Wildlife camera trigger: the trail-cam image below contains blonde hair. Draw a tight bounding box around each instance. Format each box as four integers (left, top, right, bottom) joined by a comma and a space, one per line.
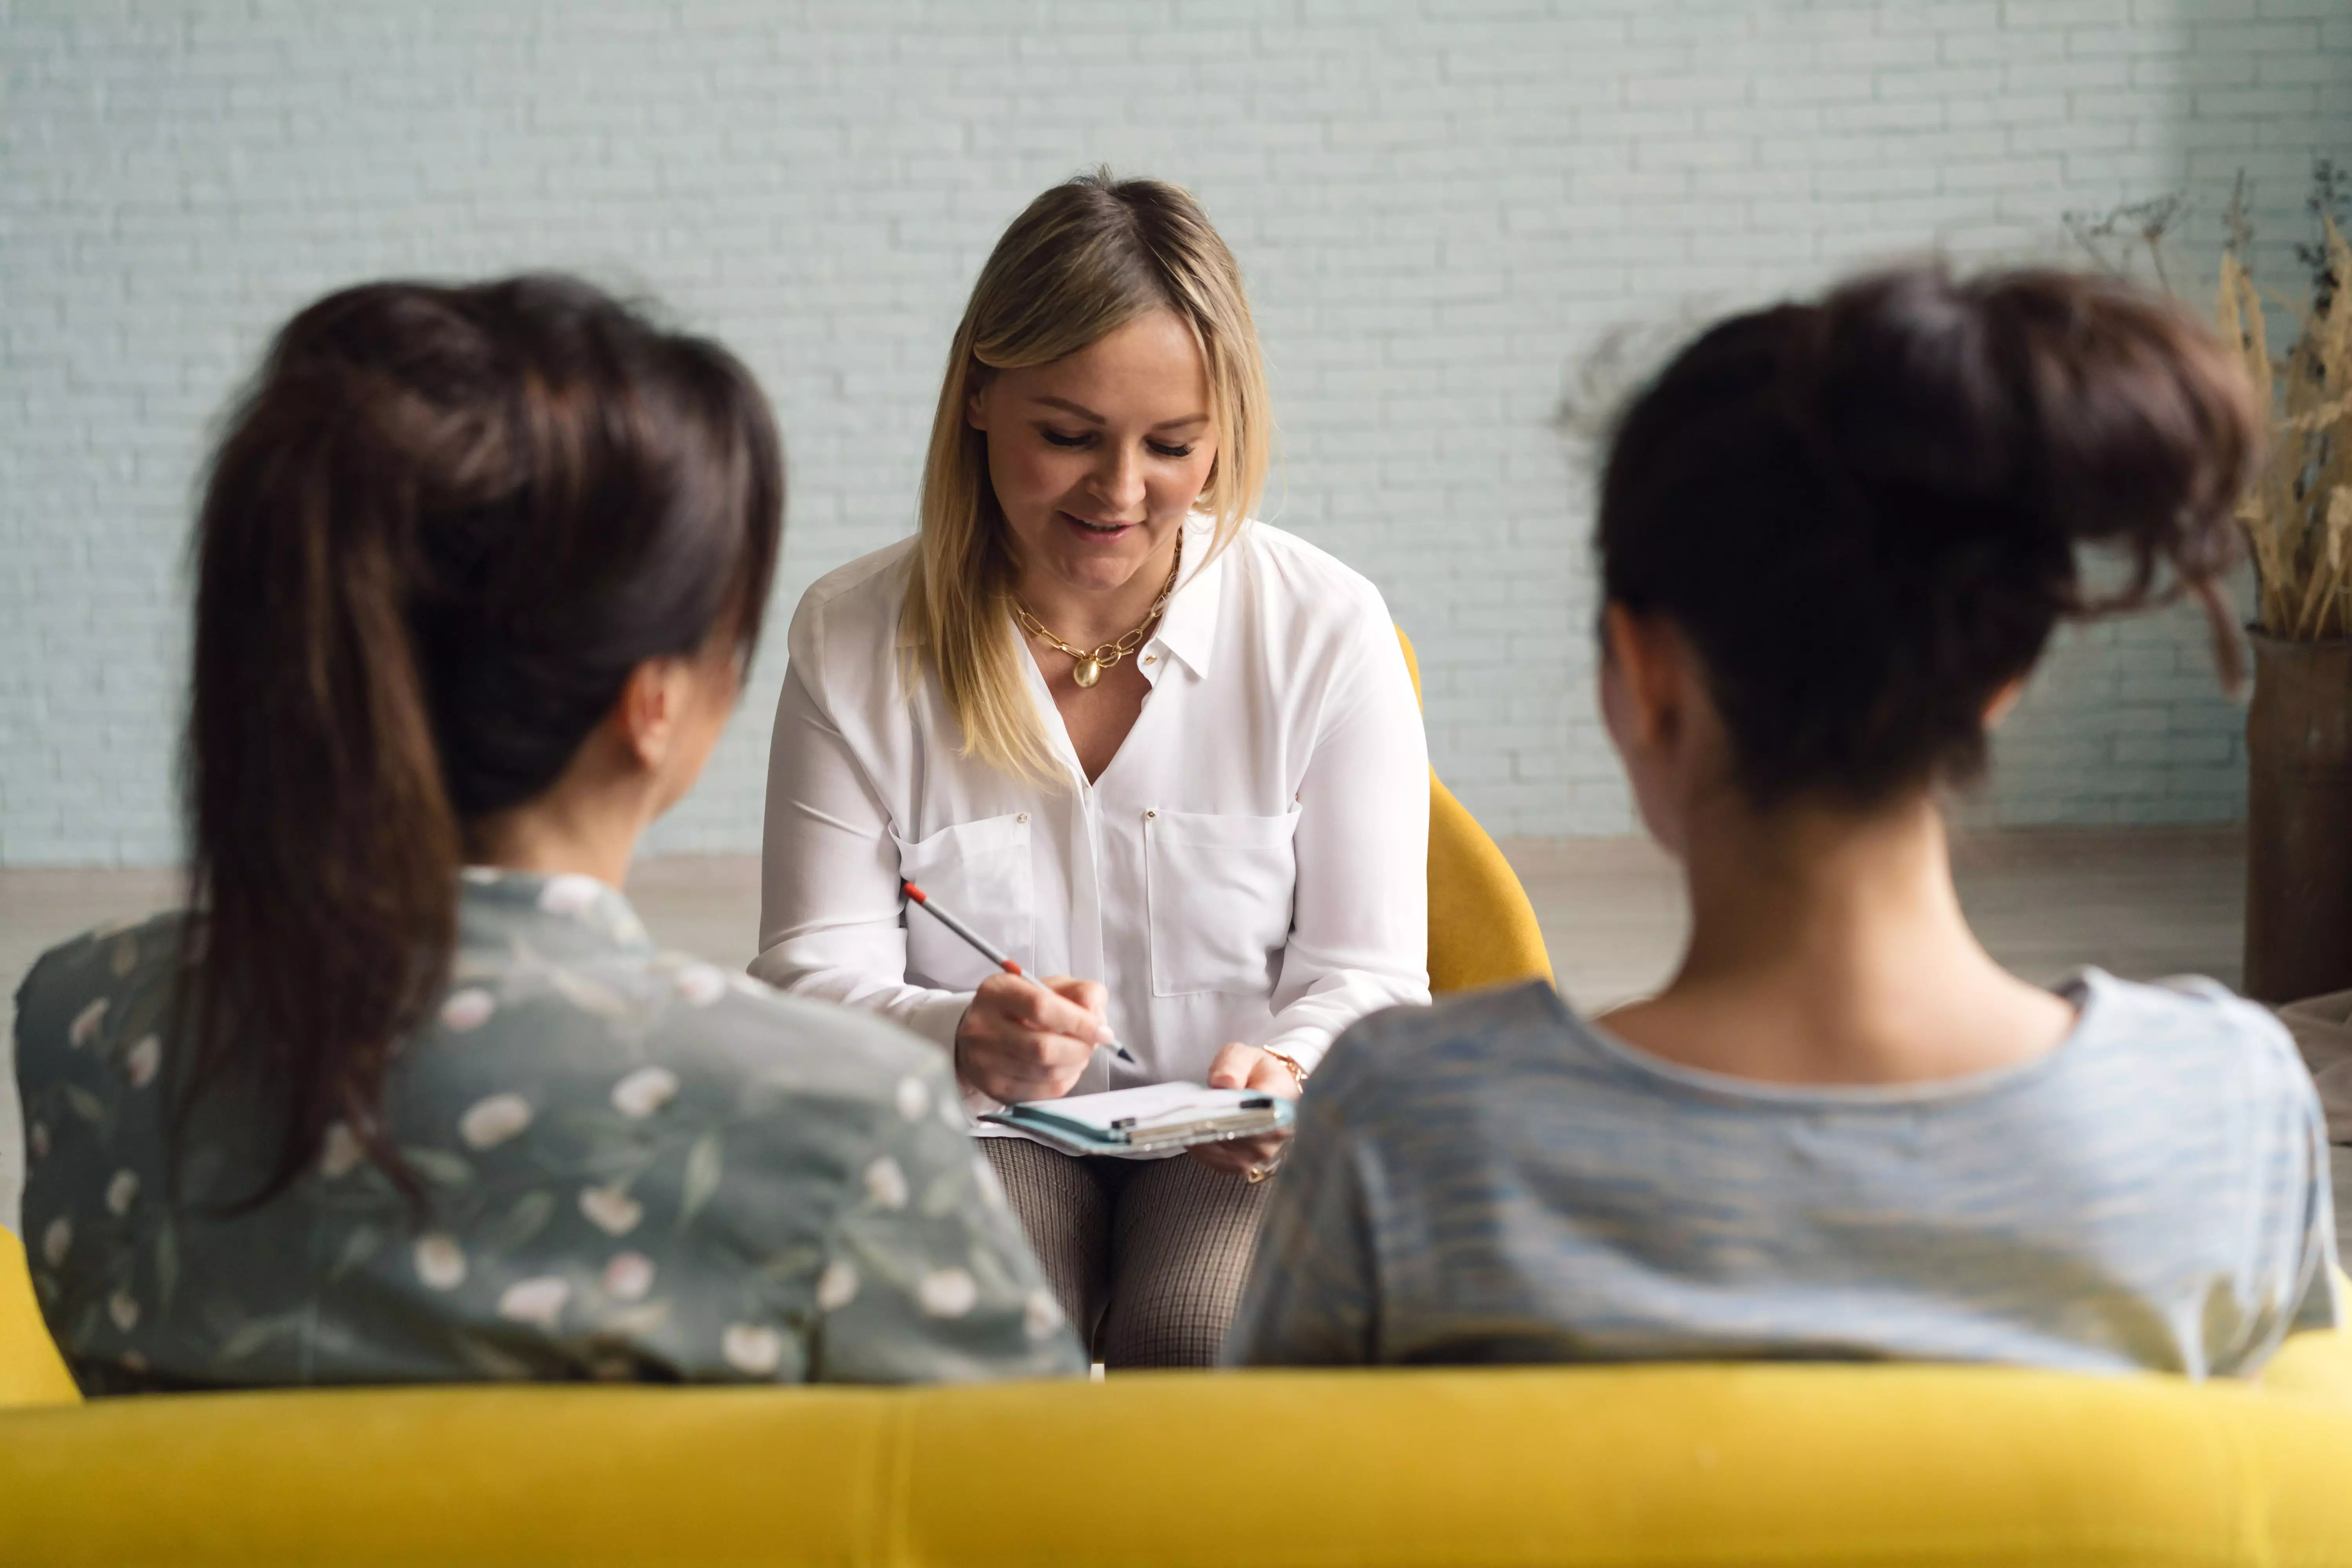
903, 170, 1271, 779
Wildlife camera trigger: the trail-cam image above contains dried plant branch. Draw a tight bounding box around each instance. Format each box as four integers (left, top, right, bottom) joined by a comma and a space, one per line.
2228, 198, 2352, 641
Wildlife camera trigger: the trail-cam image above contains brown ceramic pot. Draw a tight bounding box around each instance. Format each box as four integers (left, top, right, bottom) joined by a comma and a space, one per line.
2245, 631, 2352, 1002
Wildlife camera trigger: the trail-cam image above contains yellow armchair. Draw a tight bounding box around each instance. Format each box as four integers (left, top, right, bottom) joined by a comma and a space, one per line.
1398, 628, 1554, 995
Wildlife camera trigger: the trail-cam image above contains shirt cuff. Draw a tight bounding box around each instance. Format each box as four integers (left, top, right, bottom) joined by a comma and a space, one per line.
1258, 1029, 1334, 1079
904, 990, 974, 1053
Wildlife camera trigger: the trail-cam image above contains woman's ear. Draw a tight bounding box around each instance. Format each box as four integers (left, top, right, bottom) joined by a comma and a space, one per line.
964, 365, 995, 432
1602, 603, 1681, 753
612, 658, 693, 773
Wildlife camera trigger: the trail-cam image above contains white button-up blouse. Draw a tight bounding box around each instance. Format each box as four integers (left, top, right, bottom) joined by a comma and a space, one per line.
752, 517, 1432, 1124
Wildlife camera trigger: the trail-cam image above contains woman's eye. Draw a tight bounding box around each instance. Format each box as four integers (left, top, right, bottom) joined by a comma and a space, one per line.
1149, 441, 1195, 459
1040, 428, 1092, 448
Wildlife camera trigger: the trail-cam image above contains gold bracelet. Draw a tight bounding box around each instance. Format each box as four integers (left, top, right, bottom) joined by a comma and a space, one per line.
1260, 1045, 1308, 1087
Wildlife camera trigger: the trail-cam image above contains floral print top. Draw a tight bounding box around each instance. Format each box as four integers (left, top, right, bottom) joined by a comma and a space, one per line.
13, 869, 1085, 1390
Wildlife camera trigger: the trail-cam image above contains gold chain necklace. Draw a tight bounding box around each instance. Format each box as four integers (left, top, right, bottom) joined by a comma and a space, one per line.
1012, 533, 1184, 689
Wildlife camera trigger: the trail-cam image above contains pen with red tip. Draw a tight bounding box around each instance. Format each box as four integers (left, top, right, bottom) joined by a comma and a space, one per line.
903, 880, 1138, 1064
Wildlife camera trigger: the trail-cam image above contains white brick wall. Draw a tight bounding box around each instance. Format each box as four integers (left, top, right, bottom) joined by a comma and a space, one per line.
3, 0, 2347, 862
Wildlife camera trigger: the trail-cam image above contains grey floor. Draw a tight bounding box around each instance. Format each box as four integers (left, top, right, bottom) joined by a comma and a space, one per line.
0, 828, 2285, 1234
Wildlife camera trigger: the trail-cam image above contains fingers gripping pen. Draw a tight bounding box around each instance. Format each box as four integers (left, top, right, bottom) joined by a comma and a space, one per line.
902, 880, 1138, 1064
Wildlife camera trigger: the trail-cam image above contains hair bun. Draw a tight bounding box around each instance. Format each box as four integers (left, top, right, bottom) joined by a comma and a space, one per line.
1599, 261, 2260, 807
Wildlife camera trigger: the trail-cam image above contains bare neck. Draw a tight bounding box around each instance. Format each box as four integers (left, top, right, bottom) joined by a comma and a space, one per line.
1604, 791, 2074, 1083
467, 767, 650, 891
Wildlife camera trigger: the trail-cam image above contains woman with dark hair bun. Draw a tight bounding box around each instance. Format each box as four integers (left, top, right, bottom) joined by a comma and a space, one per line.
13, 276, 1081, 1390
1232, 264, 2343, 1376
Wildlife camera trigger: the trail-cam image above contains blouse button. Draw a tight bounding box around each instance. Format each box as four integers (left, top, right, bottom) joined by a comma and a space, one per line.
1016, 812, 1028, 824
1145, 809, 1157, 820
1143, 655, 1156, 664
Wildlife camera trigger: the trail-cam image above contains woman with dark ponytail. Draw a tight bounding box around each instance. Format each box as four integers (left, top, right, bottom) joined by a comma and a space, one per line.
1233, 264, 2343, 1376
14, 276, 1081, 1389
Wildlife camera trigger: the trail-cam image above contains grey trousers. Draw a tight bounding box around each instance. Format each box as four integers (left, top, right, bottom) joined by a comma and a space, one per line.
981, 1138, 1270, 1368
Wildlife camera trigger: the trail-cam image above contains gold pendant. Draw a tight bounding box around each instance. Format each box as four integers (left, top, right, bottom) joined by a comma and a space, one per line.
1074, 656, 1102, 688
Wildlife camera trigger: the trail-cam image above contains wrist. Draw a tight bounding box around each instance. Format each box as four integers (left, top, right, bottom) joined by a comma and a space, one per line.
1258, 1044, 1308, 1090
951, 1011, 978, 1091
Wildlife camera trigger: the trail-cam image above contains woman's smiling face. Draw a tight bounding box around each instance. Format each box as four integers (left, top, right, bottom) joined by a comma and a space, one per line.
967, 309, 1218, 600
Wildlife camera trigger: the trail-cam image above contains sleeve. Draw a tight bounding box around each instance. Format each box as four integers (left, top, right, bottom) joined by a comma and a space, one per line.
1221, 1054, 1381, 1366
809, 1053, 1087, 1384
2220, 1020, 2342, 1377
751, 628, 973, 1052
1259, 597, 1431, 1072
2285, 1089, 2343, 1338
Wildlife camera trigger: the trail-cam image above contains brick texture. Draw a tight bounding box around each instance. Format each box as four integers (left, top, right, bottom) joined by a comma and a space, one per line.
3, 0, 2347, 862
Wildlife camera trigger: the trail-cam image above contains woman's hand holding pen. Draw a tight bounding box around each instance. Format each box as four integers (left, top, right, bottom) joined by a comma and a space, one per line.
1188, 1043, 1302, 1178
954, 973, 1115, 1103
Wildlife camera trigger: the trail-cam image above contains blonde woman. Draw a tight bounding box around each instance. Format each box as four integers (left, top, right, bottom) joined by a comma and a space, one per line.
754, 172, 1430, 1366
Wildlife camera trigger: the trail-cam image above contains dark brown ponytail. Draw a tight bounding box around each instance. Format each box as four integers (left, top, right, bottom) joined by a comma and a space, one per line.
1597, 263, 2260, 808
180, 276, 782, 1205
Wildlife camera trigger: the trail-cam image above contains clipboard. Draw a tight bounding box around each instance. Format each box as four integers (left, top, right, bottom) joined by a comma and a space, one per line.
980, 1082, 1294, 1157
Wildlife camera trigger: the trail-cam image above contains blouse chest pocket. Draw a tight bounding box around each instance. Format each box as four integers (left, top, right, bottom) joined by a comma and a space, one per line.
1143, 808, 1301, 997
893, 813, 1034, 991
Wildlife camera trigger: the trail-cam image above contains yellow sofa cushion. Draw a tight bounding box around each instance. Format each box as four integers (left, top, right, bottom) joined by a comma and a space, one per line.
2, 1341, 2349, 1565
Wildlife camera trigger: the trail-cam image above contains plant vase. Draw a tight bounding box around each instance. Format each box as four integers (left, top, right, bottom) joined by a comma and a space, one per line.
2245, 632, 2352, 1002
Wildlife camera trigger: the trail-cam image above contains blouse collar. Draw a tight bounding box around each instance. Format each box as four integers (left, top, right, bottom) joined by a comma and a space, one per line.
1145, 513, 1232, 681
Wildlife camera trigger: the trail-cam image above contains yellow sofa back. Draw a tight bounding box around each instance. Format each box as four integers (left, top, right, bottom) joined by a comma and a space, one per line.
3, 1340, 2350, 1565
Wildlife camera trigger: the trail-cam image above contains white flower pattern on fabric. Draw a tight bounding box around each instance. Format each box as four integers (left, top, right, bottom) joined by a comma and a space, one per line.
673, 965, 728, 1007
815, 1259, 858, 1312
538, 874, 604, 917
603, 1252, 655, 1302
441, 988, 496, 1033
67, 998, 108, 1050
863, 1156, 909, 1211
895, 1075, 931, 1123
459, 1092, 533, 1149
414, 1233, 467, 1290
124, 1034, 161, 1089
499, 1276, 570, 1328
579, 1184, 644, 1236
611, 1066, 679, 1119
918, 1268, 979, 1319
722, 1323, 784, 1376
1024, 1289, 1066, 1341
13, 869, 1088, 1390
